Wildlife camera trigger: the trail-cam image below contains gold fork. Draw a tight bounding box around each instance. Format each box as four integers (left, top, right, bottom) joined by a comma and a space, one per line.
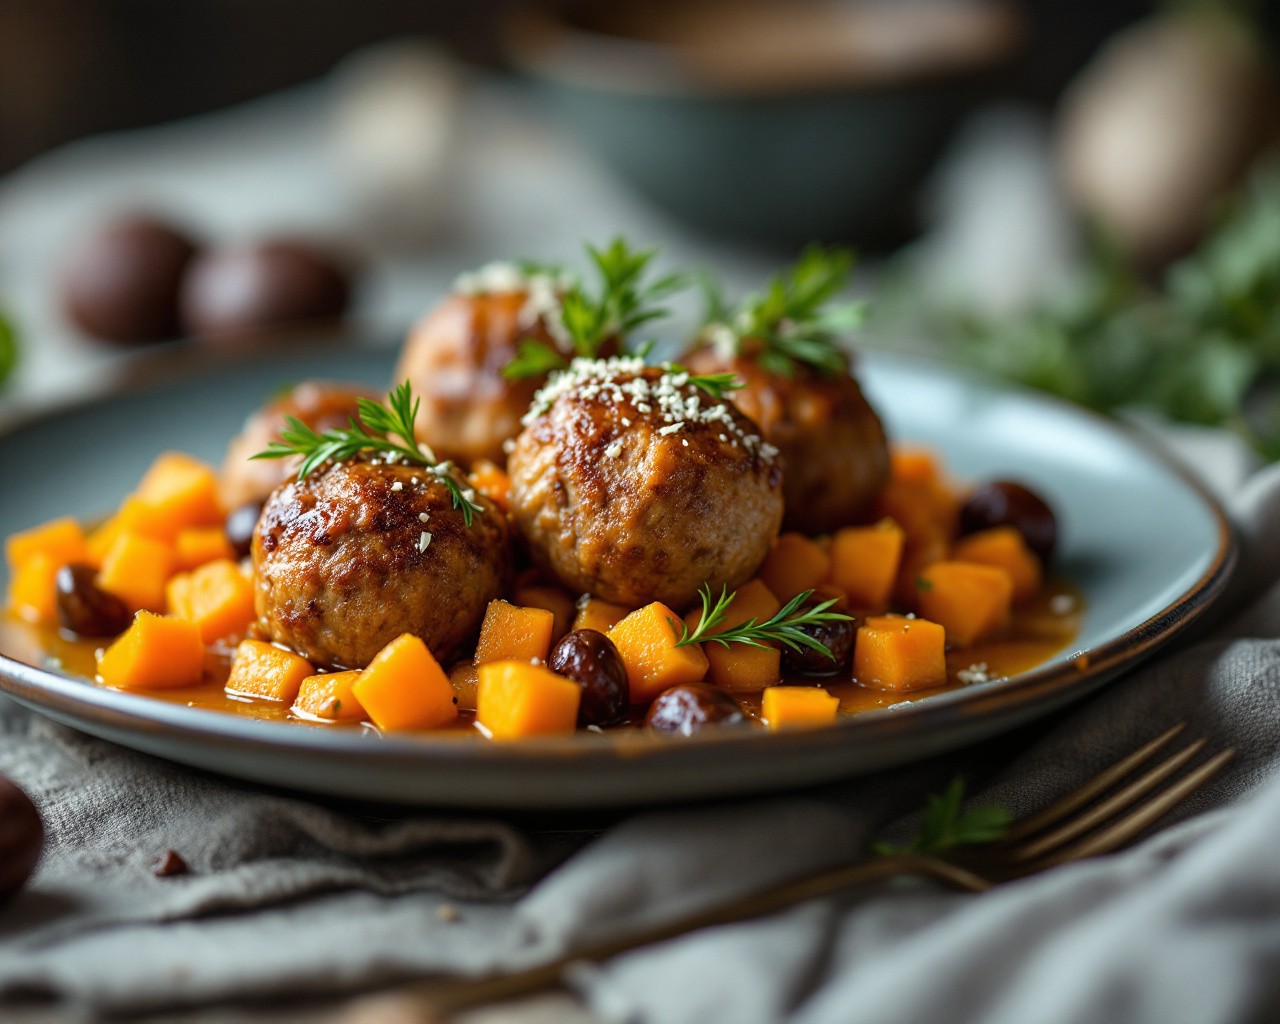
345, 723, 1232, 1023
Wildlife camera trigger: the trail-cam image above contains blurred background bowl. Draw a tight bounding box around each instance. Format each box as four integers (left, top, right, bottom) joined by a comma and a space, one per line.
505, 0, 1025, 247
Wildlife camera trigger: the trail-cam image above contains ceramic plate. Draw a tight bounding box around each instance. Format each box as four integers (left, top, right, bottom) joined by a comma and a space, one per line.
0, 343, 1236, 808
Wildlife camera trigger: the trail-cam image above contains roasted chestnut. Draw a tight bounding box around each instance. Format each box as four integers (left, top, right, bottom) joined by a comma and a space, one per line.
959, 481, 1058, 563
645, 683, 746, 736
224, 500, 265, 559
0, 776, 43, 905
549, 629, 628, 728
780, 611, 857, 678
55, 563, 130, 637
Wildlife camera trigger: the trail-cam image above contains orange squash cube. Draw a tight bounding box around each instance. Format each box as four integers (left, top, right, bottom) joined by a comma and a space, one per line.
97, 611, 205, 691
174, 527, 236, 571
684, 580, 782, 692
353, 633, 457, 731
916, 561, 1014, 646
608, 601, 710, 703
166, 559, 256, 643
225, 639, 314, 702
134, 452, 224, 535
476, 659, 581, 739
96, 532, 175, 612
449, 661, 481, 711
512, 585, 576, 642
5, 516, 88, 574
292, 670, 366, 722
854, 615, 947, 691
6, 552, 61, 625
474, 599, 556, 664
468, 460, 511, 511
759, 534, 832, 602
572, 596, 632, 634
890, 446, 943, 485
830, 520, 905, 610
951, 527, 1042, 602
762, 686, 840, 730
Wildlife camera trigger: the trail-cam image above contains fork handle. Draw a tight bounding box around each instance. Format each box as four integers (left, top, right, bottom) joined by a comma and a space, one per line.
348, 854, 988, 1022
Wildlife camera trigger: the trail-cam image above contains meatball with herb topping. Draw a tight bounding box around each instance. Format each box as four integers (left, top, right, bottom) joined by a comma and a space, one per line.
508, 357, 784, 609
252, 454, 508, 669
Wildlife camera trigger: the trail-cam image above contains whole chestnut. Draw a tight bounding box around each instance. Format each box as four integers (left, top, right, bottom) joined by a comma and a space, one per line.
55, 563, 131, 637
181, 240, 352, 339
959, 481, 1058, 563
645, 683, 747, 736
549, 629, 628, 728
60, 213, 199, 343
780, 610, 857, 678
224, 500, 265, 560
0, 776, 43, 905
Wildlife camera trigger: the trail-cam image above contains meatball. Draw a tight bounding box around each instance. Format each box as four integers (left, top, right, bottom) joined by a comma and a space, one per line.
394, 263, 578, 466
508, 358, 784, 609
220, 381, 378, 510
252, 455, 508, 668
684, 345, 889, 533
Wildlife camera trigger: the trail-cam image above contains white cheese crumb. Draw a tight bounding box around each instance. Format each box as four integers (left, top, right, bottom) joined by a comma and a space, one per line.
681, 438, 689, 447
418, 531, 432, 552
1049, 594, 1075, 615
657, 422, 684, 436
605, 440, 623, 459
957, 663, 991, 685
390, 481, 403, 492
418, 512, 430, 523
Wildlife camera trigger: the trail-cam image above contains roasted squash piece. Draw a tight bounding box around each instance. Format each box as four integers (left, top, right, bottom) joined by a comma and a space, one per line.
476, 659, 581, 739
951, 527, 1042, 602
572, 596, 632, 634
889, 446, 943, 485
762, 686, 840, 729
353, 633, 458, 731
684, 580, 782, 692
292, 670, 366, 722
758, 534, 831, 602
96, 532, 175, 612
449, 661, 481, 712
174, 527, 236, 571
134, 452, 224, 536
608, 601, 709, 703
854, 615, 947, 691
166, 559, 255, 643
830, 520, 905, 611
474, 599, 556, 665
5, 517, 88, 573
225, 639, 314, 703
468, 460, 512, 512
97, 611, 205, 691
916, 561, 1014, 646
6, 553, 61, 625
512, 585, 576, 642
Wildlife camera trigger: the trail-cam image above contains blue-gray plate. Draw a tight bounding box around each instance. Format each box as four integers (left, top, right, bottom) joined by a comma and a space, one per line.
0, 345, 1235, 807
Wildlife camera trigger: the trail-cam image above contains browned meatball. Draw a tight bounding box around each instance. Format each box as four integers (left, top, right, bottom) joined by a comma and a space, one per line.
508, 358, 784, 609
220, 381, 378, 510
394, 264, 577, 466
684, 345, 889, 533
252, 455, 508, 669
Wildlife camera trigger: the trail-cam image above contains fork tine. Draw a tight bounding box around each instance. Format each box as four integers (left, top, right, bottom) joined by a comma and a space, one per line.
1003, 722, 1186, 842
1032, 748, 1234, 868
1010, 738, 1206, 862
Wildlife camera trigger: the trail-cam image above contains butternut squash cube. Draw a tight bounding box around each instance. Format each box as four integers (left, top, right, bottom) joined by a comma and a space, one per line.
684, 580, 782, 692
166, 559, 256, 643
476, 659, 581, 739
854, 615, 947, 691
5, 516, 88, 574
608, 601, 709, 703
135, 452, 224, 535
225, 639, 314, 703
449, 661, 481, 711
762, 686, 840, 730
474, 599, 556, 664
97, 611, 205, 691
890, 446, 943, 485
96, 532, 175, 612
6, 552, 60, 625
572, 596, 632, 634
292, 670, 366, 722
353, 633, 457, 731
951, 527, 1042, 602
877, 478, 959, 542
759, 534, 832, 602
468, 460, 511, 512
175, 527, 236, 571
830, 520, 905, 610
512, 585, 576, 642
916, 561, 1014, 646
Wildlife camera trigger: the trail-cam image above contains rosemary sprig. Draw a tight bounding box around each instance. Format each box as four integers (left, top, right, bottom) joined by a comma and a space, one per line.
872, 778, 1012, 856
251, 380, 485, 527
505, 237, 687, 379
701, 244, 865, 378
662, 362, 745, 402
672, 584, 852, 659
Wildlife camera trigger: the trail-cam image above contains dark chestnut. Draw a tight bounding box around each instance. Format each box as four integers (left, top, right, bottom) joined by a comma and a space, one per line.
959, 480, 1058, 563
180, 240, 351, 339
645, 683, 746, 736
55, 563, 130, 637
60, 213, 199, 343
781, 611, 857, 678
225, 500, 265, 559
0, 775, 43, 905
549, 629, 628, 728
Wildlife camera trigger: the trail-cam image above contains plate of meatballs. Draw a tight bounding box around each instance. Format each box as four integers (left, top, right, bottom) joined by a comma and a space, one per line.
0, 241, 1235, 808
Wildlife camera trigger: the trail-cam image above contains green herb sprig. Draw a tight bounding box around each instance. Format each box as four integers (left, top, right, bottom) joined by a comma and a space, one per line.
251, 380, 485, 526
700, 244, 865, 378
661, 363, 745, 402
0, 310, 17, 389
505, 237, 687, 380
873, 778, 1012, 856
672, 584, 852, 660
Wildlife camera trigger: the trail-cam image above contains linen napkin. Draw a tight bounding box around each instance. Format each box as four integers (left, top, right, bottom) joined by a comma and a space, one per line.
1, 435, 1279, 1023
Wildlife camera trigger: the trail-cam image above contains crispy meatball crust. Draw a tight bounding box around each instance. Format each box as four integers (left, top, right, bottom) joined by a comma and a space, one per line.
685, 347, 889, 534
394, 290, 561, 467
508, 361, 784, 609
252, 456, 508, 669
220, 381, 378, 511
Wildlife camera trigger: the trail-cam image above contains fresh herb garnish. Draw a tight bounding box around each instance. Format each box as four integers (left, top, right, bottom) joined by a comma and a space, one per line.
504, 237, 687, 380
672, 584, 852, 659
251, 380, 485, 526
873, 777, 1012, 856
662, 363, 745, 402
700, 244, 865, 378
0, 309, 17, 389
